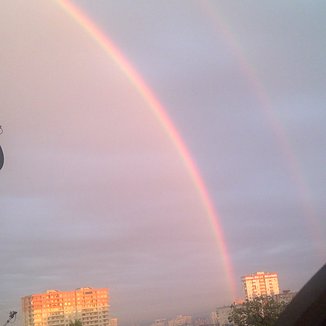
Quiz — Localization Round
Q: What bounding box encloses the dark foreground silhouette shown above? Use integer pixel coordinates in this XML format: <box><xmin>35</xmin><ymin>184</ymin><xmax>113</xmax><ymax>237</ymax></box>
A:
<box><xmin>275</xmin><ymin>264</ymin><xmax>326</xmax><ymax>326</ymax></box>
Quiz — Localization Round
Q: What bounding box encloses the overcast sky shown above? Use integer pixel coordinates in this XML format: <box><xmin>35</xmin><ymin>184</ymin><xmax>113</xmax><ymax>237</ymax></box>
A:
<box><xmin>0</xmin><ymin>1</ymin><xmax>325</xmax><ymax>326</ymax></box>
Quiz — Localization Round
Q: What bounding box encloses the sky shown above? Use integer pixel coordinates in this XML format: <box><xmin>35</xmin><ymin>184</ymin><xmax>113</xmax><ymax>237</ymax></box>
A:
<box><xmin>0</xmin><ymin>1</ymin><xmax>325</xmax><ymax>325</ymax></box>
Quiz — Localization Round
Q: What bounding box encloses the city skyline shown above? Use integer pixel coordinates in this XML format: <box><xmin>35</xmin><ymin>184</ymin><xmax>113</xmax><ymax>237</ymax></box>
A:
<box><xmin>8</xmin><ymin>270</ymin><xmax>303</xmax><ymax>326</ymax></box>
<box><xmin>1</xmin><ymin>1</ymin><xmax>325</xmax><ymax>326</ymax></box>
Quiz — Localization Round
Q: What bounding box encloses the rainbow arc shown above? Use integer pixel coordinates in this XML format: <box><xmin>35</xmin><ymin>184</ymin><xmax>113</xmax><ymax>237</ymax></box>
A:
<box><xmin>56</xmin><ymin>0</ymin><xmax>237</xmax><ymax>299</ymax></box>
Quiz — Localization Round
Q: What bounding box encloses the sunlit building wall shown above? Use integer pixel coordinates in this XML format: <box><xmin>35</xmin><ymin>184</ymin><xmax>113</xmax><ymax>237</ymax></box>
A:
<box><xmin>21</xmin><ymin>288</ymin><xmax>109</xmax><ymax>326</ymax></box>
<box><xmin>242</xmin><ymin>272</ymin><xmax>280</xmax><ymax>300</ymax></box>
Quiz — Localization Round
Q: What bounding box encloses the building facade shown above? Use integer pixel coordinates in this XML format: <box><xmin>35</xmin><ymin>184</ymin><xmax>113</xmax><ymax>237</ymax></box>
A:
<box><xmin>151</xmin><ymin>319</ymin><xmax>168</xmax><ymax>326</ymax></box>
<box><xmin>168</xmin><ymin>315</ymin><xmax>192</xmax><ymax>326</ymax></box>
<box><xmin>211</xmin><ymin>307</ymin><xmax>233</xmax><ymax>326</ymax></box>
<box><xmin>242</xmin><ymin>272</ymin><xmax>280</xmax><ymax>300</ymax></box>
<box><xmin>22</xmin><ymin>288</ymin><xmax>109</xmax><ymax>326</ymax></box>
<box><xmin>108</xmin><ymin>318</ymin><xmax>117</xmax><ymax>326</ymax></box>
<box><xmin>274</xmin><ymin>290</ymin><xmax>296</xmax><ymax>304</ymax></box>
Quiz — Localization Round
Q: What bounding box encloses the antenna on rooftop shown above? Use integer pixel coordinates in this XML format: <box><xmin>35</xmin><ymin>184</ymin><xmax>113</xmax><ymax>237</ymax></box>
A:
<box><xmin>0</xmin><ymin>126</ymin><xmax>4</xmax><ymax>170</ymax></box>
<box><xmin>3</xmin><ymin>311</ymin><xmax>17</xmax><ymax>326</ymax></box>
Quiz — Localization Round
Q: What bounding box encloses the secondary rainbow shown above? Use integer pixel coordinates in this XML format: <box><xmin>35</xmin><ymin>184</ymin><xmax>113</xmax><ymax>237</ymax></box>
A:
<box><xmin>56</xmin><ymin>0</ymin><xmax>237</xmax><ymax>299</ymax></box>
<box><xmin>199</xmin><ymin>0</ymin><xmax>324</xmax><ymax>259</ymax></box>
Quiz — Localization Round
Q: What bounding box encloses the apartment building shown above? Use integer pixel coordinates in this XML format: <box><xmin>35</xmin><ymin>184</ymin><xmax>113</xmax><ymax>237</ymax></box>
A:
<box><xmin>242</xmin><ymin>272</ymin><xmax>280</xmax><ymax>300</ymax></box>
<box><xmin>22</xmin><ymin>287</ymin><xmax>109</xmax><ymax>326</ymax></box>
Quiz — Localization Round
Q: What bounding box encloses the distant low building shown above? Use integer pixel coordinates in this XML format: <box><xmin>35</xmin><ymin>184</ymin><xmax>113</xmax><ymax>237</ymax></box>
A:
<box><xmin>169</xmin><ymin>315</ymin><xmax>192</xmax><ymax>326</ymax></box>
<box><xmin>193</xmin><ymin>317</ymin><xmax>211</xmax><ymax>326</ymax></box>
<box><xmin>210</xmin><ymin>311</ymin><xmax>218</xmax><ymax>325</ymax></box>
<box><xmin>109</xmin><ymin>318</ymin><xmax>118</xmax><ymax>326</ymax></box>
<box><xmin>151</xmin><ymin>319</ymin><xmax>168</xmax><ymax>326</ymax></box>
<box><xmin>212</xmin><ymin>307</ymin><xmax>233</xmax><ymax>326</ymax></box>
<box><xmin>274</xmin><ymin>290</ymin><xmax>296</xmax><ymax>304</ymax></box>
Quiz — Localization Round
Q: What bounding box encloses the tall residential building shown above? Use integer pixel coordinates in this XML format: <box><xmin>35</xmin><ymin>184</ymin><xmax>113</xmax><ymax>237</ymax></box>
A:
<box><xmin>242</xmin><ymin>271</ymin><xmax>280</xmax><ymax>300</ymax></box>
<box><xmin>22</xmin><ymin>287</ymin><xmax>109</xmax><ymax>326</ymax></box>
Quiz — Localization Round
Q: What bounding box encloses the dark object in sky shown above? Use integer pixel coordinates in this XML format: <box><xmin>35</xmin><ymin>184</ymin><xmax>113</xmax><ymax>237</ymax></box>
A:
<box><xmin>3</xmin><ymin>311</ymin><xmax>17</xmax><ymax>326</ymax></box>
<box><xmin>0</xmin><ymin>145</ymin><xmax>3</xmax><ymax>170</ymax></box>
<box><xmin>275</xmin><ymin>264</ymin><xmax>326</xmax><ymax>326</ymax></box>
<box><xmin>0</xmin><ymin>126</ymin><xmax>3</xmax><ymax>170</ymax></box>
